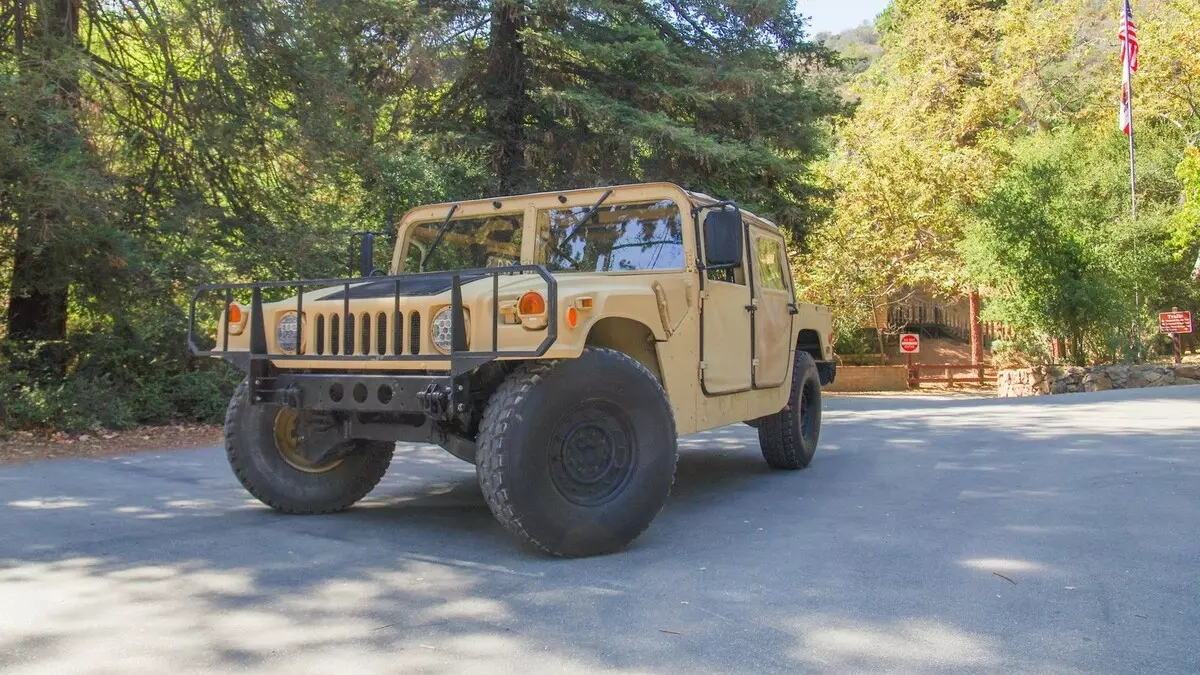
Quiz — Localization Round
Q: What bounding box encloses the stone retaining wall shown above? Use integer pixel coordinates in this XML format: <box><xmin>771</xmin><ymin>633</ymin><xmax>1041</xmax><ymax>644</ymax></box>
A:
<box><xmin>997</xmin><ymin>363</ymin><xmax>1200</xmax><ymax>397</ymax></box>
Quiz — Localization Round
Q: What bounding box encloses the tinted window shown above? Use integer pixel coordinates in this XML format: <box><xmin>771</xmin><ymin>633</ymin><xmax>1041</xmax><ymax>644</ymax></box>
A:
<box><xmin>405</xmin><ymin>214</ymin><xmax>522</xmax><ymax>272</ymax></box>
<box><xmin>537</xmin><ymin>200</ymin><xmax>684</xmax><ymax>272</ymax></box>
<box><xmin>755</xmin><ymin>236</ymin><xmax>786</xmax><ymax>290</ymax></box>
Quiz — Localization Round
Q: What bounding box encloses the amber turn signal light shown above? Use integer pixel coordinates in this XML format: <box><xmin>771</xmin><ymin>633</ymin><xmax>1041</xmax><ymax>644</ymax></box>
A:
<box><xmin>566</xmin><ymin>306</ymin><xmax>579</xmax><ymax>328</ymax></box>
<box><xmin>518</xmin><ymin>291</ymin><xmax>546</xmax><ymax>316</ymax></box>
<box><xmin>227</xmin><ymin>304</ymin><xmax>243</xmax><ymax>324</ymax></box>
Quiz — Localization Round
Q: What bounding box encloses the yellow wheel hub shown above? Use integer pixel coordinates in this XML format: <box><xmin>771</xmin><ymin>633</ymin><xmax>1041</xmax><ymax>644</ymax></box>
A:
<box><xmin>272</xmin><ymin>408</ymin><xmax>343</xmax><ymax>474</ymax></box>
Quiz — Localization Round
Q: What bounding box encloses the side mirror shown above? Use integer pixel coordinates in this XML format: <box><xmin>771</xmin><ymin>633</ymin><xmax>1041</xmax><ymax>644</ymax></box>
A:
<box><xmin>703</xmin><ymin>208</ymin><xmax>743</xmax><ymax>268</ymax></box>
<box><xmin>359</xmin><ymin>232</ymin><xmax>376</xmax><ymax>277</ymax></box>
<box><xmin>351</xmin><ymin>231</ymin><xmax>389</xmax><ymax>277</ymax></box>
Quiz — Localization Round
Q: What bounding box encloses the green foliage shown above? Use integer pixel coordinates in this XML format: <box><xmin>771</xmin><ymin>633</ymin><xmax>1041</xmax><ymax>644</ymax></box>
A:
<box><xmin>801</xmin><ymin>0</ymin><xmax>1200</xmax><ymax>364</ymax></box>
<box><xmin>962</xmin><ymin>127</ymin><xmax>1183</xmax><ymax>365</ymax></box>
<box><xmin>1</xmin><ymin>0</ymin><xmax>840</xmax><ymax>430</ymax></box>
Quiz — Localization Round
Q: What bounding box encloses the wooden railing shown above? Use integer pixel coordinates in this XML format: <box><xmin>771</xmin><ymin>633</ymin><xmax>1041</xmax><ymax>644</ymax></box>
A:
<box><xmin>906</xmin><ymin>362</ymin><xmax>997</xmax><ymax>387</ymax></box>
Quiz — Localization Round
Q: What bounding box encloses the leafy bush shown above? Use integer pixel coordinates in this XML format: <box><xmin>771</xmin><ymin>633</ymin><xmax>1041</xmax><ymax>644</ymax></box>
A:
<box><xmin>0</xmin><ymin>334</ymin><xmax>242</xmax><ymax>432</ymax></box>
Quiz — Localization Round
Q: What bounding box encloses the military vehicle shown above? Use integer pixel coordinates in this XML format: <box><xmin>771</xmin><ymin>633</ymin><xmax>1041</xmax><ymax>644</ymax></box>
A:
<box><xmin>189</xmin><ymin>182</ymin><xmax>835</xmax><ymax>557</ymax></box>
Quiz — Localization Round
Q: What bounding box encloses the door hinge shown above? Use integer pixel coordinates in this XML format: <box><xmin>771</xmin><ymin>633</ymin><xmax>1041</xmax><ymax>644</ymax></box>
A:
<box><xmin>752</xmin><ymin>358</ymin><xmax>760</xmax><ymax>367</ymax></box>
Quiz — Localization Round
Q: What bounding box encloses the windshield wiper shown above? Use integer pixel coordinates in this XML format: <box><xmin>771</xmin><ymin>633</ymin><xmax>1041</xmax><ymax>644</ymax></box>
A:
<box><xmin>421</xmin><ymin>204</ymin><xmax>459</xmax><ymax>272</ymax></box>
<box><xmin>555</xmin><ymin>189</ymin><xmax>613</xmax><ymax>269</ymax></box>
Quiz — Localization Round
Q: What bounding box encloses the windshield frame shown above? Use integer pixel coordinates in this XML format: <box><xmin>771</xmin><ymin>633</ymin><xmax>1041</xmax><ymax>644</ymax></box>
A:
<box><xmin>391</xmin><ymin>183</ymin><xmax>705</xmax><ymax>275</ymax></box>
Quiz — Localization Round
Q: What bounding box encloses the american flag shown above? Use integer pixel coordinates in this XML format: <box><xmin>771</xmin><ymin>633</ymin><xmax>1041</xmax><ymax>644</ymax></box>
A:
<box><xmin>1119</xmin><ymin>0</ymin><xmax>1138</xmax><ymax>135</ymax></box>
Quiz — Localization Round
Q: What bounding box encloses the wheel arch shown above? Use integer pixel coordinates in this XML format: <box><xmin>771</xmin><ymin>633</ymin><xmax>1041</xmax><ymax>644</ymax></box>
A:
<box><xmin>797</xmin><ymin>328</ymin><xmax>823</xmax><ymax>362</ymax></box>
<box><xmin>585</xmin><ymin>316</ymin><xmax>663</xmax><ymax>382</ymax></box>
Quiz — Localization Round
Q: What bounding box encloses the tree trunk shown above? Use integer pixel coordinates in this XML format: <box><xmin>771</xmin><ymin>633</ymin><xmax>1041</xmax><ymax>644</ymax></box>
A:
<box><xmin>5</xmin><ymin>0</ymin><xmax>80</xmax><ymax>347</ymax></box>
<box><xmin>484</xmin><ymin>0</ymin><xmax>528</xmax><ymax>194</ymax></box>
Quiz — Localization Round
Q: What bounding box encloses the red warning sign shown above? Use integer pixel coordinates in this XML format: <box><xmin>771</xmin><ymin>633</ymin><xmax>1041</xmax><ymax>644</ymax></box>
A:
<box><xmin>1158</xmin><ymin>310</ymin><xmax>1193</xmax><ymax>334</ymax></box>
<box><xmin>899</xmin><ymin>333</ymin><xmax>920</xmax><ymax>354</ymax></box>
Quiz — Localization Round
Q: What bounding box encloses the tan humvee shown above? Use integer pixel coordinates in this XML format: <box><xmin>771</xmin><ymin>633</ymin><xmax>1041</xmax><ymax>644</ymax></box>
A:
<box><xmin>192</xmin><ymin>182</ymin><xmax>835</xmax><ymax>556</ymax></box>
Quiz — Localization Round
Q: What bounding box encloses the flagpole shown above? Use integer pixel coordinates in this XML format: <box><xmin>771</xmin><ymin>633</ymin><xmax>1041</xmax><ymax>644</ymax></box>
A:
<box><xmin>1127</xmin><ymin>63</ymin><xmax>1137</xmax><ymax>220</ymax></box>
<box><xmin>1124</xmin><ymin>0</ymin><xmax>1137</xmax><ymax>220</ymax></box>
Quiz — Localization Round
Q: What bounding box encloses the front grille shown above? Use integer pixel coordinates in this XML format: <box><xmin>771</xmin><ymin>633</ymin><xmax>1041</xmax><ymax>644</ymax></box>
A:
<box><xmin>311</xmin><ymin>310</ymin><xmax>423</xmax><ymax>356</ymax></box>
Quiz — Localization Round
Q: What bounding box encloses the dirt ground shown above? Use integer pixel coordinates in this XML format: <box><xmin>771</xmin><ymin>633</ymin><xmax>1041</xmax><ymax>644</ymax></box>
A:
<box><xmin>0</xmin><ymin>381</ymin><xmax>998</xmax><ymax>466</ymax></box>
<box><xmin>0</xmin><ymin>425</ymin><xmax>223</xmax><ymax>466</ymax></box>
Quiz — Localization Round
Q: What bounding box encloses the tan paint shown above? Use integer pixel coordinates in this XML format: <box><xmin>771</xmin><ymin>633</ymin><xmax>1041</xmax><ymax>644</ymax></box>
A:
<box><xmin>215</xmin><ymin>182</ymin><xmax>833</xmax><ymax>437</ymax></box>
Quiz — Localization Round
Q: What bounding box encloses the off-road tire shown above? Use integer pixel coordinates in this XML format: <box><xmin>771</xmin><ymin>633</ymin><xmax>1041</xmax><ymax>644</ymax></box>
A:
<box><xmin>224</xmin><ymin>380</ymin><xmax>393</xmax><ymax>514</ymax></box>
<box><xmin>757</xmin><ymin>350</ymin><xmax>822</xmax><ymax>470</ymax></box>
<box><xmin>476</xmin><ymin>348</ymin><xmax>678</xmax><ymax>557</ymax></box>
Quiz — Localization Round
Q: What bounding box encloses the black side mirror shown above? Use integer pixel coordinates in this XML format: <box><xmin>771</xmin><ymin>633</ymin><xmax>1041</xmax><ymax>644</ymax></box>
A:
<box><xmin>359</xmin><ymin>233</ymin><xmax>375</xmax><ymax>277</ymax></box>
<box><xmin>703</xmin><ymin>208</ymin><xmax>743</xmax><ymax>268</ymax></box>
<box><xmin>351</xmin><ymin>231</ymin><xmax>389</xmax><ymax>277</ymax></box>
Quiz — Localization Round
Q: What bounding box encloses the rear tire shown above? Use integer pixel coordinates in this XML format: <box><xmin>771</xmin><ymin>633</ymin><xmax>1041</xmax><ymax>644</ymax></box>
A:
<box><xmin>224</xmin><ymin>380</ymin><xmax>393</xmax><ymax>514</ymax></box>
<box><xmin>476</xmin><ymin>348</ymin><xmax>678</xmax><ymax>557</ymax></box>
<box><xmin>758</xmin><ymin>350</ymin><xmax>822</xmax><ymax>470</ymax></box>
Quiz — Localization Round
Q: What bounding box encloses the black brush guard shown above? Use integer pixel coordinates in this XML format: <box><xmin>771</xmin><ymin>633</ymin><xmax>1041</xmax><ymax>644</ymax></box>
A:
<box><xmin>188</xmin><ymin>265</ymin><xmax>558</xmax><ymax>421</ymax></box>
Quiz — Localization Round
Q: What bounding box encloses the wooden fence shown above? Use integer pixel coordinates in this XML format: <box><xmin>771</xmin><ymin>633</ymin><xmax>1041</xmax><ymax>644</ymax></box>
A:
<box><xmin>906</xmin><ymin>362</ymin><xmax>997</xmax><ymax>387</ymax></box>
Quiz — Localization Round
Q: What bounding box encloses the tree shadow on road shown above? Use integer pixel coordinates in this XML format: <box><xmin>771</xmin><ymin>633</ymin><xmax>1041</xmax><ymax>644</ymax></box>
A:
<box><xmin>1</xmin><ymin>386</ymin><xmax>1198</xmax><ymax>672</ymax></box>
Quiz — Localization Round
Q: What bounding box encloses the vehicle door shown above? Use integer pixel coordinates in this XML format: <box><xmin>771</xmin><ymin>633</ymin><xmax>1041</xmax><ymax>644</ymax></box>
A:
<box><xmin>749</xmin><ymin>228</ymin><xmax>793</xmax><ymax>389</ymax></box>
<box><xmin>697</xmin><ymin>206</ymin><xmax>752</xmax><ymax>394</ymax></box>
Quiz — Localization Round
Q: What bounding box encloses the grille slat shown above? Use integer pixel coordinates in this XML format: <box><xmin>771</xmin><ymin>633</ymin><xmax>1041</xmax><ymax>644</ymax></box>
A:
<box><xmin>376</xmin><ymin>313</ymin><xmax>388</xmax><ymax>355</ymax></box>
<box><xmin>409</xmin><ymin>312</ymin><xmax>421</xmax><ymax>355</ymax></box>
<box><xmin>345</xmin><ymin>314</ymin><xmax>356</xmax><ymax>355</ymax></box>
<box><xmin>360</xmin><ymin>313</ymin><xmax>371</xmax><ymax>355</ymax></box>
<box><xmin>330</xmin><ymin>315</ymin><xmax>340</xmax><ymax>355</ymax></box>
<box><xmin>315</xmin><ymin>315</ymin><xmax>325</xmax><ymax>355</ymax></box>
<box><xmin>393</xmin><ymin>311</ymin><xmax>403</xmax><ymax>355</ymax></box>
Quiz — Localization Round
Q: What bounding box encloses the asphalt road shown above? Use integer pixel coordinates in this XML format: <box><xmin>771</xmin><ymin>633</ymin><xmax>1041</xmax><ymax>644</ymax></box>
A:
<box><xmin>2</xmin><ymin>386</ymin><xmax>1199</xmax><ymax>674</ymax></box>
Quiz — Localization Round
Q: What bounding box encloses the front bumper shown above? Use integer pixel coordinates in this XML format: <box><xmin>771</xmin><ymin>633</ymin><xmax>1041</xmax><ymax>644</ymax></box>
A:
<box><xmin>260</xmin><ymin>372</ymin><xmax>455</xmax><ymax>416</ymax></box>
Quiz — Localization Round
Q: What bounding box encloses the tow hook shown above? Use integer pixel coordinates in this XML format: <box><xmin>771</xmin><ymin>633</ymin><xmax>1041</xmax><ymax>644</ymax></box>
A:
<box><xmin>417</xmin><ymin>383</ymin><xmax>453</xmax><ymax>419</ymax></box>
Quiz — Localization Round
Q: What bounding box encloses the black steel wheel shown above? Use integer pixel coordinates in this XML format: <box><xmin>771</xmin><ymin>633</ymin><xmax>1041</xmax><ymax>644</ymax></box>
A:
<box><xmin>476</xmin><ymin>348</ymin><xmax>678</xmax><ymax>557</ymax></box>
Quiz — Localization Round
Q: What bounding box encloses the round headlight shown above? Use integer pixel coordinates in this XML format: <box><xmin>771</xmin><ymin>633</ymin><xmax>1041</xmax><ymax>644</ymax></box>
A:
<box><xmin>431</xmin><ymin>307</ymin><xmax>454</xmax><ymax>353</ymax></box>
<box><xmin>277</xmin><ymin>312</ymin><xmax>301</xmax><ymax>354</ymax></box>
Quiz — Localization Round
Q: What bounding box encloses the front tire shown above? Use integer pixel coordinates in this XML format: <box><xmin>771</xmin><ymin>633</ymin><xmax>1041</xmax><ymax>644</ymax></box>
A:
<box><xmin>224</xmin><ymin>380</ymin><xmax>393</xmax><ymax>514</ymax></box>
<box><xmin>476</xmin><ymin>348</ymin><xmax>678</xmax><ymax>557</ymax></box>
<box><xmin>757</xmin><ymin>350</ymin><xmax>823</xmax><ymax>470</ymax></box>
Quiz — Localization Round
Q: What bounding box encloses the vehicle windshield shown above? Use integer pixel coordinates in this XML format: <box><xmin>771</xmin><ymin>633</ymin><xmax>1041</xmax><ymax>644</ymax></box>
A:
<box><xmin>403</xmin><ymin>213</ymin><xmax>523</xmax><ymax>272</ymax></box>
<box><xmin>536</xmin><ymin>200</ymin><xmax>685</xmax><ymax>272</ymax></box>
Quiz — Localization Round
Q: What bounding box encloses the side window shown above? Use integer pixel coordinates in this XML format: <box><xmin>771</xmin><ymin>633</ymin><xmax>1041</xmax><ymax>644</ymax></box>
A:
<box><xmin>536</xmin><ymin>200</ymin><xmax>684</xmax><ymax>272</ymax></box>
<box><xmin>755</xmin><ymin>236</ymin><xmax>787</xmax><ymax>291</ymax></box>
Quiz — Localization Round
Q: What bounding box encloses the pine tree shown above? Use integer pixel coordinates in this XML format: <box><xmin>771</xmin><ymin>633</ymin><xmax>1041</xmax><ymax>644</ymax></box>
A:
<box><xmin>422</xmin><ymin>0</ymin><xmax>841</xmax><ymax>237</ymax></box>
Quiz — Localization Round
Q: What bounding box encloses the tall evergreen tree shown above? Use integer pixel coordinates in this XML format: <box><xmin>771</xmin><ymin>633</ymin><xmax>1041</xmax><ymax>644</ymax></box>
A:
<box><xmin>422</xmin><ymin>0</ymin><xmax>841</xmax><ymax>237</ymax></box>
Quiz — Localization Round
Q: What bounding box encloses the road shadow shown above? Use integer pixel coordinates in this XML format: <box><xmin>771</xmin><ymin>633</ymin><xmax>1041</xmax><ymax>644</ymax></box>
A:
<box><xmin>1</xmin><ymin>386</ymin><xmax>1198</xmax><ymax>672</ymax></box>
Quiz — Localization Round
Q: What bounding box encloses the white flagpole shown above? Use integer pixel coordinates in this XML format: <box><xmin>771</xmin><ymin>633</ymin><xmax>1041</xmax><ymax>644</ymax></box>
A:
<box><xmin>1124</xmin><ymin>0</ymin><xmax>1137</xmax><ymax>220</ymax></box>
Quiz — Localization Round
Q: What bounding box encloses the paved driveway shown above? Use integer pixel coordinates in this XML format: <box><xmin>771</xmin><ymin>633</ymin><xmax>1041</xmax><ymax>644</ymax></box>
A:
<box><xmin>2</xmin><ymin>387</ymin><xmax>1198</xmax><ymax>673</ymax></box>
